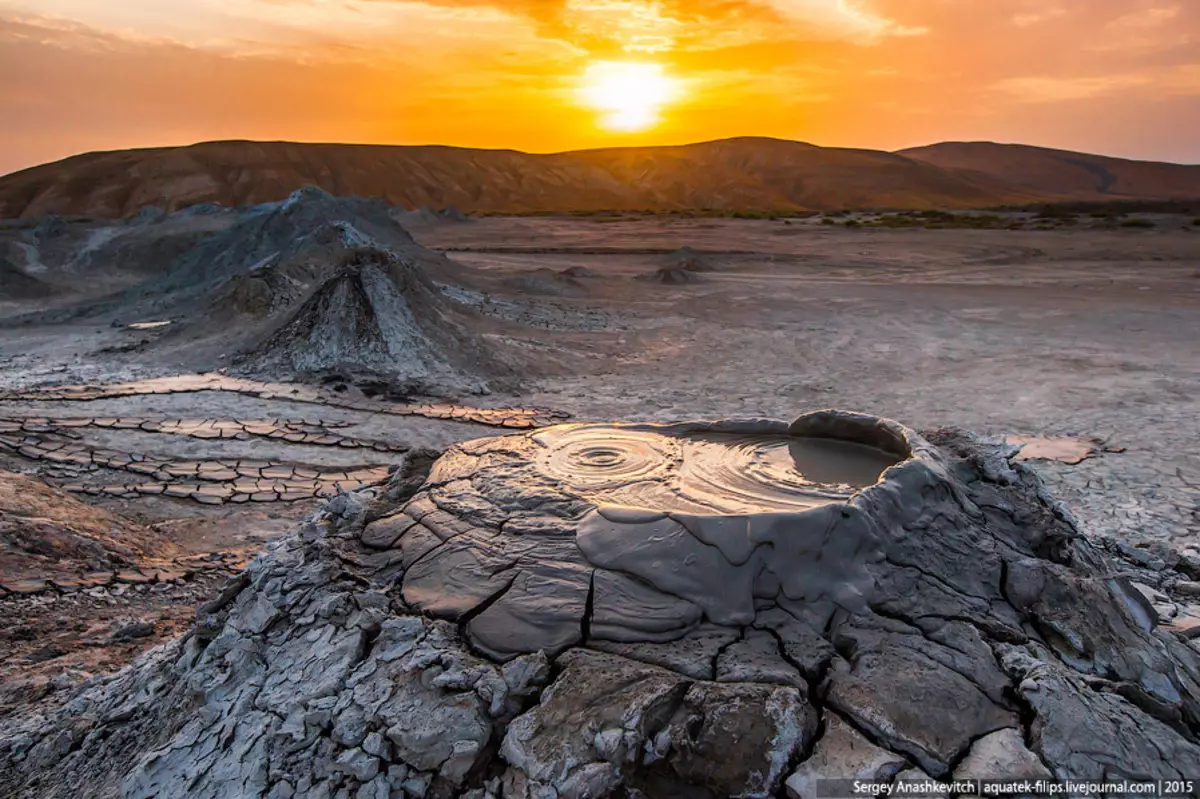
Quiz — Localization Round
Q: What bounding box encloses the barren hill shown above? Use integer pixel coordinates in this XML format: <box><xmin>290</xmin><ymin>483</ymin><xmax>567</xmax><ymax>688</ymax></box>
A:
<box><xmin>899</xmin><ymin>141</ymin><xmax>1200</xmax><ymax>202</ymax></box>
<box><xmin>2</xmin><ymin>137</ymin><xmax>1198</xmax><ymax>219</ymax></box>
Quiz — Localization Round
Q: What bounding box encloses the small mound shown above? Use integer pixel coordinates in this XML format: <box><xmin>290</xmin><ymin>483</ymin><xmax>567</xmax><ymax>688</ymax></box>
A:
<box><xmin>637</xmin><ymin>265</ymin><xmax>704</xmax><ymax>285</ymax></box>
<box><xmin>211</xmin><ymin>265</ymin><xmax>306</xmax><ymax>320</ymax></box>
<box><xmin>397</xmin><ymin>205</ymin><xmax>471</xmax><ymax>227</ymax></box>
<box><xmin>504</xmin><ymin>268</ymin><xmax>589</xmax><ymax>298</ymax></box>
<box><xmin>668</xmin><ymin>245</ymin><xmax>716</xmax><ymax>273</ymax></box>
<box><xmin>238</xmin><ymin>248</ymin><xmax>508</xmax><ymax>394</ymax></box>
<box><xmin>560</xmin><ymin>265</ymin><xmax>598</xmax><ymax>278</ymax></box>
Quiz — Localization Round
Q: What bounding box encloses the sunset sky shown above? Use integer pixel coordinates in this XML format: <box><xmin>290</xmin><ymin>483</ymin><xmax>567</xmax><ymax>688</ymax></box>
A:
<box><xmin>2</xmin><ymin>0</ymin><xmax>1198</xmax><ymax>176</ymax></box>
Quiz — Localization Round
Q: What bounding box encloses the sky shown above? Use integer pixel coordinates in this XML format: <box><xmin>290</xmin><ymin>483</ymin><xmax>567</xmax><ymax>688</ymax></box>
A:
<box><xmin>1</xmin><ymin>0</ymin><xmax>1198</xmax><ymax>175</ymax></box>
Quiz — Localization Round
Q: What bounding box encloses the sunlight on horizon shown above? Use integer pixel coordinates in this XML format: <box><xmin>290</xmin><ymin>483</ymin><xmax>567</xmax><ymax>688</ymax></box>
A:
<box><xmin>578</xmin><ymin>61</ymin><xmax>683</xmax><ymax>133</ymax></box>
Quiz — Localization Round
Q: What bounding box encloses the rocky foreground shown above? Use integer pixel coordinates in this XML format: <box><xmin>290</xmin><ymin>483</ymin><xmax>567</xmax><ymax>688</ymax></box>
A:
<box><xmin>2</xmin><ymin>411</ymin><xmax>1200</xmax><ymax>798</ymax></box>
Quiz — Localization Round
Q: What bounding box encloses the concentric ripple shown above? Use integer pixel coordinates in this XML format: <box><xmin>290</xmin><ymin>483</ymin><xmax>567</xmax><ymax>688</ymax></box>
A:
<box><xmin>533</xmin><ymin>424</ymin><xmax>903</xmax><ymax>513</ymax></box>
<box><xmin>533</xmin><ymin>427</ymin><xmax>681</xmax><ymax>491</ymax></box>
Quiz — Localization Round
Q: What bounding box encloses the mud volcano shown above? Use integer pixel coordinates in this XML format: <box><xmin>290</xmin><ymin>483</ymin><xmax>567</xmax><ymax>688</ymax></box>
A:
<box><xmin>238</xmin><ymin>248</ymin><xmax>508</xmax><ymax>395</ymax></box>
<box><xmin>5</xmin><ymin>411</ymin><xmax>1200</xmax><ymax>799</ymax></box>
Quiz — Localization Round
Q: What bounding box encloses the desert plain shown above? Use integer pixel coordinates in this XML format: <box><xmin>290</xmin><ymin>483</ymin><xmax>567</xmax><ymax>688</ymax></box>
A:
<box><xmin>1</xmin><ymin>189</ymin><xmax>1199</xmax><ymax>797</ymax></box>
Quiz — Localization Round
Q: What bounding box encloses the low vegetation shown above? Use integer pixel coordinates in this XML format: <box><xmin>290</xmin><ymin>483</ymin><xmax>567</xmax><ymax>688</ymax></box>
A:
<box><xmin>864</xmin><ymin>210</ymin><xmax>1007</xmax><ymax>229</ymax></box>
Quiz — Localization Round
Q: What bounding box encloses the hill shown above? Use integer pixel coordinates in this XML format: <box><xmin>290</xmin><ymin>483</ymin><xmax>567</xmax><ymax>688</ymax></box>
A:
<box><xmin>1</xmin><ymin>137</ymin><xmax>1197</xmax><ymax>219</ymax></box>
<box><xmin>899</xmin><ymin>142</ymin><xmax>1200</xmax><ymax>203</ymax></box>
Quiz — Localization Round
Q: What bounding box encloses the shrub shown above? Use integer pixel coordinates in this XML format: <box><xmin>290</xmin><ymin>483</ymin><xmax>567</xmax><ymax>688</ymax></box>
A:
<box><xmin>1120</xmin><ymin>218</ymin><xmax>1155</xmax><ymax>229</ymax></box>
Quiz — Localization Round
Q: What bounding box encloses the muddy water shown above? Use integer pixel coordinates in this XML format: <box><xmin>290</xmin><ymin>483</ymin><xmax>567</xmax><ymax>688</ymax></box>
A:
<box><xmin>535</xmin><ymin>425</ymin><xmax>903</xmax><ymax>514</ymax></box>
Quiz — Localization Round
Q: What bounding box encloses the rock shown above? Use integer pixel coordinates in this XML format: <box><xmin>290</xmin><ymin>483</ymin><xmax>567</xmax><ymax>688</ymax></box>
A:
<box><xmin>501</xmin><ymin>652</ymin><xmax>551</xmax><ymax>699</ymax></box>
<box><xmin>1169</xmin><ymin>605</ymin><xmax>1200</xmax><ymax>638</ymax></box>
<box><xmin>785</xmin><ymin>714</ymin><xmax>907</xmax><ymax>799</ymax></box>
<box><xmin>823</xmin><ymin>622</ymin><xmax>1017</xmax><ymax>777</ymax></box>
<box><xmin>499</xmin><ymin>649</ymin><xmax>687</xmax><ymax>795</ymax></box>
<box><xmin>999</xmin><ymin>645</ymin><xmax>1200</xmax><ymax>781</ymax></box>
<box><xmin>1132</xmin><ymin>581</ymin><xmax>1169</xmax><ymax>605</ymax></box>
<box><xmin>662</xmin><ymin>681</ymin><xmax>819</xmax><ymax>798</ymax></box>
<box><xmin>361</xmin><ymin>732</ymin><xmax>389</xmax><ymax>760</ymax></box>
<box><xmin>333</xmin><ymin>748</ymin><xmax>380</xmax><ymax>782</ymax></box>
<box><xmin>952</xmin><ymin>728</ymin><xmax>1052</xmax><ymax>781</ymax></box>
<box><xmin>108</xmin><ymin>617</ymin><xmax>156</xmax><ymax>641</ymax></box>
<box><xmin>1178</xmin><ymin>550</ymin><xmax>1200</xmax><ymax>580</ymax></box>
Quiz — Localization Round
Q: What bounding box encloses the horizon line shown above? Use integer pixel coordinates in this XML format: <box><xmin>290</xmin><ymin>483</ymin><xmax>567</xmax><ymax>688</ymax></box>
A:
<box><xmin>6</xmin><ymin>135</ymin><xmax>1200</xmax><ymax>180</ymax></box>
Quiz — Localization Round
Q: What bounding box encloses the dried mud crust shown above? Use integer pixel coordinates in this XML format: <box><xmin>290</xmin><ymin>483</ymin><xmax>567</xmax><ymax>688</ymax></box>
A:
<box><xmin>0</xmin><ymin>428</ymin><xmax>394</xmax><ymax>505</ymax></box>
<box><xmin>3</xmin><ymin>413</ymin><xmax>1200</xmax><ymax>798</ymax></box>
<box><xmin>0</xmin><ymin>465</ymin><xmax>261</xmax><ymax>594</ymax></box>
<box><xmin>0</xmin><ymin>373</ymin><xmax>569</xmax><ymax>430</ymax></box>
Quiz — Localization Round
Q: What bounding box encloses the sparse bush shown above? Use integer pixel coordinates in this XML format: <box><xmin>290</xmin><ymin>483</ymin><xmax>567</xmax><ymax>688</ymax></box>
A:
<box><xmin>843</xmin><ymin>219</ymin><xmax>861</xmax><ymax>228</ymax></box>
<box><xmin>821</xmin><ymin>217</ymin><xmax>837</xmax><ymax>225</ymax></box>
<box><xmin>1120</xmin><ymin>218</ymin><xmax>1155</xmax><ymax>229</ymax></box>
<box><xmin>1192</xmin><ymin>218</ymin><xmax>1200</xmax><ymax>226</ymax></box>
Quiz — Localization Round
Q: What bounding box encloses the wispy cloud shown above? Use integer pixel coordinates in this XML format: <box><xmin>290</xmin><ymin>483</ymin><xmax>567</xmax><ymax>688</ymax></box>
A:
<box><xmin>1012</xmin><ymin>7</ymin><xmax>1067</xmax><ymax>27</ymax></box>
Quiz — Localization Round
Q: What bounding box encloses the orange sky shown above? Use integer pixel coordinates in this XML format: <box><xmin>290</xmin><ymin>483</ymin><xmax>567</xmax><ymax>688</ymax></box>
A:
<box><xmin>1</xmin><ymin>0</ymin><xmax>1198</xmax><ymax>176</ymax></box>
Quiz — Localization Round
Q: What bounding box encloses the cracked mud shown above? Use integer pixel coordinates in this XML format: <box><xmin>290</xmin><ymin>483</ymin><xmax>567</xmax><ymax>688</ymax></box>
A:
<box><xmin>4</xmin><ymin>411</ymin><xmax>1200</xmax><ymax>799</ymax></box>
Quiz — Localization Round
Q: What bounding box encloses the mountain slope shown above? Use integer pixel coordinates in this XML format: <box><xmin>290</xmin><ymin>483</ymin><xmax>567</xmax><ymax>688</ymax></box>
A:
<box><xmin>0</xmin><ymin>138</ymin><xmax>1035</xmax><ymax>218</ymax></box>
<box><xmin>1</xmin><ymin>137</ymin><xmax>1197</xmax><ymax>219</ymax></box>
<box><xmin>899</xmin><ymin>142</ymin><xmax>1200</xmax><ymax>202</ymax></box>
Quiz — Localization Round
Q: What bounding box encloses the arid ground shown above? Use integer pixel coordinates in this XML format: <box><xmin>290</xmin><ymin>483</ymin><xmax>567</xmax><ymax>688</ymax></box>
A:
<box><xmin>1</xmin><ymin>208</ymin><xmax>1198</xmax><ymax>709</ymax></box>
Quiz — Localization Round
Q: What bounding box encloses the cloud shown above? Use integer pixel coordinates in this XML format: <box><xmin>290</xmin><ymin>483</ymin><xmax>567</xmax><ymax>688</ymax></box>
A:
<box><xmin>1012</xmin><ymin>7</ymin><xmax>1067</xmax><ymax>26</ymax></box>
<box><xmin>3</xmin><ymin>0</ymin><xmax>1200</xmax><ymax>172</ymax></box>
<box><xmin>357</xmin><ymin>0</ymin><xmax>927</xmax><ymax>53</ymax></box>
<box><xmin>1107</xmin><ymin>4</ymin><xmax>1179</xmax><ymax>28</ymax></box>
<box><xmin>993</xmin><ymin>73</ymin><xmax>1152</xmax><ymax>102</ymax></box>
<box><xmin>758</xmin><ymin>0</ymin><xmax>927</xmax><ymax>39</ymax></box>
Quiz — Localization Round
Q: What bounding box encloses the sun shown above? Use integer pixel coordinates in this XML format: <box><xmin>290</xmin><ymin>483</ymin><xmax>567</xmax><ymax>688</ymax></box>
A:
<box><xmin>579</xmin><ymin>61</ymin><xmax>682</xmax><ymax>133</ymax></box>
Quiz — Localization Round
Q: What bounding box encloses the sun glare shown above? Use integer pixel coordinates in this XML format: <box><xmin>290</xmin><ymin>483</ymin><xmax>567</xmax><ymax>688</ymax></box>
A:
<box><xmin>579</xmin><ymin>61</ymin><xmax>681</xmax><ymax>133</ymax></box>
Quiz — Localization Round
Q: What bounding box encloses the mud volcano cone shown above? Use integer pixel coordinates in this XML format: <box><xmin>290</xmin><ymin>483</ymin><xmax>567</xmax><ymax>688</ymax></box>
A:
<box><xmin>5</xmin><ymin>412</ymin><xmax>1200</xmax><ymax>799</ymax></box>
<box><xmin>239</xmin><ymin>248</ymin><xmax>502</xmax><ymax>394</ymax></box>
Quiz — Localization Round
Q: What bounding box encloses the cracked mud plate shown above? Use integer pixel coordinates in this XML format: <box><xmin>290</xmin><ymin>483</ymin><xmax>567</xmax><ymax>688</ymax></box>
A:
<box><xmin>3</xmin><ymin>411</ymin><xmax>1200</xmax><ymax>799</ymax></box>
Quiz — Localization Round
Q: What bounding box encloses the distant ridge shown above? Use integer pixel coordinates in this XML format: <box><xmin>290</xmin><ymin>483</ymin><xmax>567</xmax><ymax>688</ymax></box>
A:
<box><xmin>899</xmin><ymin>142</ymin><xmax>1200</xmax><ymax>203</ymax></box>
<box><xmin>1</xmin><ymin>137</ymin><xmax>1198</xmax><ymax>219</ymax></box>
